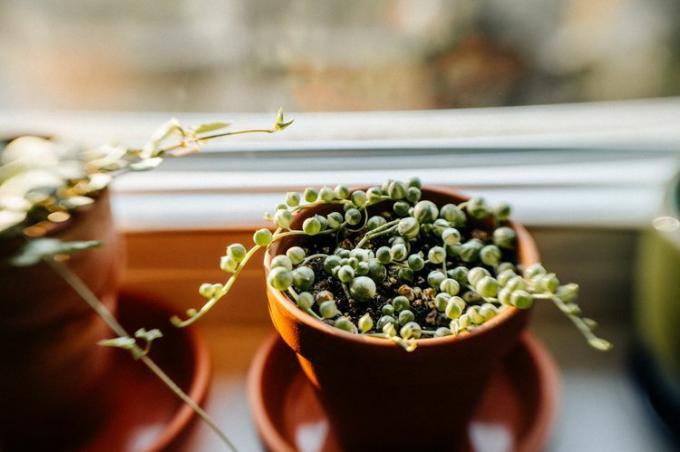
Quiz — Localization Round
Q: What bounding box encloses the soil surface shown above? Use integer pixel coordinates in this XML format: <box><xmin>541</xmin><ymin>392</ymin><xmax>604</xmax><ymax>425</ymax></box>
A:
<box><xmin>288</xmin><ymin>209</ymin><xmax>518</xmax><ymax>331</ymax></box>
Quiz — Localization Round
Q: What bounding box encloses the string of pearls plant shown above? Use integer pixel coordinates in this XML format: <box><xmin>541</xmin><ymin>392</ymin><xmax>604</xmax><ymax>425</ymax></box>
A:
<box><xmin>187</xmin><ymin>178</ymin><xmax>611</xmax><ymax>352</ymax></box>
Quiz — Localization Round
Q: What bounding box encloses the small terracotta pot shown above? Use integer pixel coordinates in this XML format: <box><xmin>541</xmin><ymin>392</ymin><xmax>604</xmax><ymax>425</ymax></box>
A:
<box><xmin>265</xmin><ymin>186</ymin><xmax>539</xmax><ymax>450</ymax></box>
<box><xmin>0</xmin><ymin>190</ymin><xmax>122</xmax><ymax>442</ymax></box>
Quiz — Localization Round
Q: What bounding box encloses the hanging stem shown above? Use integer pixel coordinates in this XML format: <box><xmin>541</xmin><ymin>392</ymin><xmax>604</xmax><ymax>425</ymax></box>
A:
<box><xmin>172</xmin><ymin>244</ymin><xmax>263</xmax><ymax>328</ymax></box>
<box><xmin>151</xmin><ymin>127</ymin><xmax>283</xmax><ymax>156</ymax></box>
<box><xmin>300</xmin><ymin>253</ymin><xmax>329</xmax><ymax>266</ymax></box>
<box><xmin>171</xmin><ymin>227</ymin><xmax>335</xmax><ymax>328</ymax></box>
<box><xmin>45</xmin><ymin>258</ymin><xmax>237</xmax><ymax>452</ymax></box>
<box><xmin>539</xmin><ymin>293</ymin><xmax>612</xmax><ymax>351</ymax></box>
<box><xmin>196</xmin><ymin>127</ymin><xmax>281</xmax><ymax>142</ymax></box>
<box><xmin>273</xmin><ymin>229</ymin><xmax>334</xmax><ymax>240</ymax></box>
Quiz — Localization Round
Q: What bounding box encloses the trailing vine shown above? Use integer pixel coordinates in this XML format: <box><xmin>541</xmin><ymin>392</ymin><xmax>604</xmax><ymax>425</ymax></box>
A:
<box><xmin>2</xmin><ymin>110</ymin><xmax>293</xmax><ymax>450</ymax></box>
<box><xmin>186</xmin><ymin>178</ymin><xmax>611</xmax><ymax>352</ymax></box>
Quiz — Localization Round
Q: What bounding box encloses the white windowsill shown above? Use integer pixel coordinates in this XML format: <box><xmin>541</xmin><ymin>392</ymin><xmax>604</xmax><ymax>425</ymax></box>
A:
<box><xmin>2</xmin><ymin>98</ymin><xmax>679</xmax><ymax>230</ymax></box>
<box><xmin>2</xmin><ymin>97</ymin><xmax>680</xmax><ymax>148</ymax></box>
<box><xmin>111</xmin><ymin>157</ymin><xmax>677</xmax><ymax>230</ymax></box>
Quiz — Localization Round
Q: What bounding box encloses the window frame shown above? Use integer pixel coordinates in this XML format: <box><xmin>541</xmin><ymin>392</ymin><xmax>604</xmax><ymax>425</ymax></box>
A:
<box><xmin>1</xmin><ymin>98</ymin><xmax>679</xmax><ymax>230</ymax></box>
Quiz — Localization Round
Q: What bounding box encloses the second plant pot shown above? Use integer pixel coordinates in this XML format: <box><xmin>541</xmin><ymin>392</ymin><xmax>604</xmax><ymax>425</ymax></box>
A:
<box><xmin>264</xmin><ymin>186</ymin><xmax>539</xmax><ymax>450</ymax></box>
<box><xmin>0</xmin><ymin>190</ymin><xmax>122</xmax><ymax>446</ymax></box>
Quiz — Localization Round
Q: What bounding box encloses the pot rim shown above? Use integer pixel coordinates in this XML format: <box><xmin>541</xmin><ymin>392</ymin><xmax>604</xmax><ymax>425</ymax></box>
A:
<box><xmin>264</xmin><ymin>185</ymin><xmax>539</xmax><ymax>349</ymax></box>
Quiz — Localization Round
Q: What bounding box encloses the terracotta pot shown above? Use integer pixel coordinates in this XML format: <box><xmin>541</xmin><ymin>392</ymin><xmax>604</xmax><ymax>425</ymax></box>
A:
<box><xmin>265</xmin><ymin>186</ymin><xmax>539</xmax><ymax>451</ymax></box>
<box><xmin>0</xmin><ymin>190</ymin><xmax>122</xmax><ymax>443</ymax></box>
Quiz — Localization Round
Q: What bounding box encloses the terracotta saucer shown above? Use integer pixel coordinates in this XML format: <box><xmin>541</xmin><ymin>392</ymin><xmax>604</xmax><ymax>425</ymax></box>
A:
<box><xmin>32</xmin><ymin>293</ymin><xmax>211</xmax><ymax>452</ymax></box>
<box><xmin>248</xmin><ymin>333</ymin><xmax>558</xmax><ymax>452</ymax></box>
<box><xmin>79</xmin><ymin>292</ymin><xmax>212</xmax><ymax>452</ymax></box>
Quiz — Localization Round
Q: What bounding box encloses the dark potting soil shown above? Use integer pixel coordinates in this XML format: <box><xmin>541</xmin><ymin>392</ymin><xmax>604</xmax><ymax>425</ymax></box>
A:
<box><xmin>285</xmin><ymin>210</ymin><xmax>518</xmax><ymax>331</ymax></box>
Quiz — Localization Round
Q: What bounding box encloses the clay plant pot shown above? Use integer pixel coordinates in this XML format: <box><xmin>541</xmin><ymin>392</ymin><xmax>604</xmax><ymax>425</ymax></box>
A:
<box><xmin>264</xmin><ymin>186</ymin><xmax>539</xmax><ymax>451</ymax></box>
<box><xmin>0</xmin><ymin>190</ymin><xmax>122</xmax><ymax>445</ymax></box>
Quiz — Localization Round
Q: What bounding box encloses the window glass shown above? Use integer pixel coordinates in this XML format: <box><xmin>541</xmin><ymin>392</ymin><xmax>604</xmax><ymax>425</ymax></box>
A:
<box><xmin>1</xmin><ymin>0</ymin><xmax>679</xmax><ymax>112</ymax></box>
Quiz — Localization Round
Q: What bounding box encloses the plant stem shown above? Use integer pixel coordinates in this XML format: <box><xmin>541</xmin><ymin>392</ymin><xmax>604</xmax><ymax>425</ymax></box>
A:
<box><xmin>273</xmin><ymin>229</ymin><xmax>334</xmax><ymax>241</ymax></box>
<box><xmin>197</xmin><ymin>128</ymin><xmax>279</xmax><ymax>142</ymax></box>
<box><xmin>341</xmin><ymin>282</ymin><xmax>352</xmax><ymax>301</ymax></box>
<box><xmin>290</xmin><ymin>199</ymin><xmax>350</xmax><ymax>214</ymax></box>
<box><xmin>548</xmin><ymin>295</ymin><xmax>610</xmax><ymax>346</ymax></box>
<box><xmin>173</xmin><ymin>226</ymin><xmax>333</xmax><ymax>328</ymax></box>
<box><xmin>155</xmin><ymin>127</ymin><xmax>282</xmax><ymax>156</ymax></box>
<box><xmin>172</xmin><ymin>244</ymin><xmax>263</xmax><ymax>328</ymax></box>
<box><xmin>344</xmin><ymin>208</ymin><xmax>369</xmax><ymax>233</ymax></box>
<box><xmin>172</xmin><ymin>226</ymin><xmax>334</xmax><ymax>328</ymax></box>
<box><xmin>139</xmin><ymin>355</ymin><xmax>235</xmax><ymax>449</ymax></box>
<box><xmin>286</xmin><ymin>287</ymin><xmax>323</xmax><ymax>320</ymax></box>
<box><xmin>44</xmin><ymin>258</ymin><xmax>237</xmax><ymax>451</ymax></box>
<box><xmin>366</xmin><ymin>331</ymin><xmax>416</xmax><ymax>351</ymax></box>
<box><xmin>419</xmin><ymin>329</ymin><xmax>440</xmax><ymax>336</ymax></box>
<box><xmin>300</xmin><ymin>253</ymin><xmax>328</xmax><ymax>265</ymax></box>
<box><xmin>532</xmin><ymin>293</ymin><xmax>612</xmax><ymax>350</ymax></box>
<box><xmin>363</xmin><ymin>225</ymin><xmax>398</xmax><ymax>244</ymax></box>
<box><xmin>355</xmin><ymin>219</ymin><xmax>400</xmax><ymax>249</ymax></box>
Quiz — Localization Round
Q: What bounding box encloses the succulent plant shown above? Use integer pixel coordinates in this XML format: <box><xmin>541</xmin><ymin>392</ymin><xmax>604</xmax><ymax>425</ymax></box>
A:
<box><xmin>192</xmin><ymin>177</ymin><xmax>611</xmax><ymax>352</ymax></box>
<box><xmin>0</xmin><ymin>110</ymin><xmax>293</xmax><ymax>240</ymax></box>
<box><xmin>1</xmin><ymin>111</ymin><xmax>293</xmax><ymax>452</ymax></box>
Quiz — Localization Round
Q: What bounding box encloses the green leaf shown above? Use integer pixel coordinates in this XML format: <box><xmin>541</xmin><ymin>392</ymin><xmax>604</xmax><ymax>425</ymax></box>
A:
<box><xmin>10</xmin><ymin>238</ymin><xmax>101</xmax><ymax>267</ymax></box>
<box><xmin>274</xmin><ymin>108</ymin><xmax>294</xmax><ymax>131</ymax></box>
<box><xmin>135</xmin><ymin>327</ymin><xmax>163</xmax><ymax>343</ymax></box>
<box><xmin>98</xmin><ymin>336</ymin><xmax>136</xmax><ymax>350</ymax></box>
<box><xmin>194</xmin><ymin>121</ymin><xmax>231</xmax><ymax>135</ymax></box>
<box><xmin>97</xmin><ymin>329</ymin><xmax>163</xmax><ymax>360</ymax></box>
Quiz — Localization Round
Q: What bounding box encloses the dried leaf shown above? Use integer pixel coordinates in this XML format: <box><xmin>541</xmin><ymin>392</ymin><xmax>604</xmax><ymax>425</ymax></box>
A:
<box><xmin>141</xmin><ymin>118</ymin><xmax>183</xmax><ymax>159</ymax></box>
<box><xmin>87</xmin><ymin>144</ymin><xmax>128</xmax><ymax>171</ymax></box>
<box><xmin>130</xmin><ymin>157</ymin><xmax>163</xmax><ymax>171</ymax></box>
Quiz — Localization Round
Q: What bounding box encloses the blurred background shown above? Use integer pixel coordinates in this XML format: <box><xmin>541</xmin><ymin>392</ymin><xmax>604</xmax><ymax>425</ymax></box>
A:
<box><xmin>1</xmin><ymin>0</ymin><xmax>680</xmax><ymax>112</ymax></box>
<box><xmin>2</xmin><ymin>1</ymin><xmax>680</xmax><ymax>451</ymax></box>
